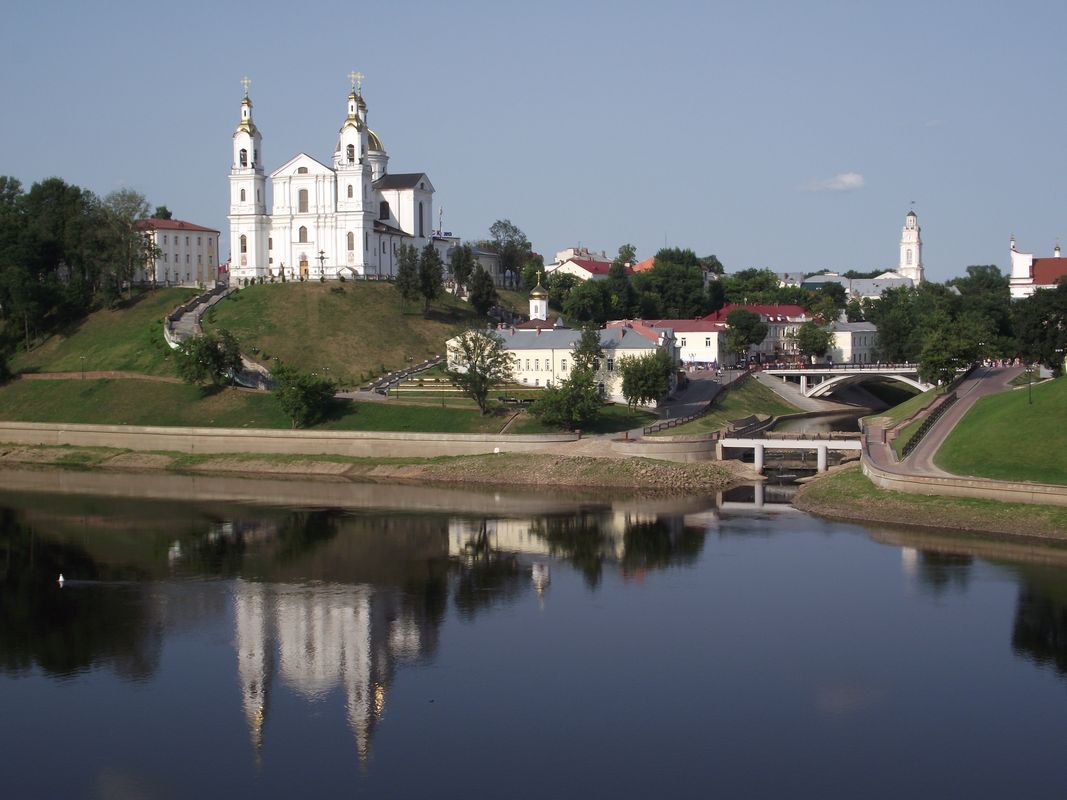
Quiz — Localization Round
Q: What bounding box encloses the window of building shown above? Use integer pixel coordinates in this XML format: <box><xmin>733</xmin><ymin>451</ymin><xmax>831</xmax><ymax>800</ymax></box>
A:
<box><xmin>346</xmin><ymin>144</ymin><xmax>355</xmax><ymax>164</ymax></box>
<box><xmin>379</xmin><ymin>201</ymin><xmax>390</xmax><ymax>220</ymax></box>
<box><xmin>163</xmin><ymin>235</ymin><xmax>168</xmax><ymax>245</ymax></box>
<box><xmin>382</xmin><ymin>241</ymin><xmax>386</xmax><ymax>253</ymax></box>
<box><xmin>297</xmin><ymin>166</ymin><xmax>308</xmax><ymax>175</ymax></box>
<box><xmin>906</xmin><ymin>250</ymin><xmax>913</xmax><ymax>265</ymax></box>
<box><xmin>209</xmin><ymin>255</ymin><xmax>214</xmax><ymax>264</ymax></box>
<box><xmin>299</xmin><ymin>227</ymin><xmax>308</xmax><ymax>243</ymax></box>
<box><xmin>535</xmin><ymin>379</ymin><xmax>539</xmax><ymax>386</ymax></box>
<box><xmin>525</xmin><ymin>359</ymin><xmax>530</xmax><ymax>370</ymax></box>
<box><xmin>256</xmin><ymin>189</ymin><xmax>260</xmax><ymax>203</ymax></box>
<box><xmin>298</xmin><ymin>189</ymin><xmax>309</xmax><ymax>213</ymax></box>
<box><xmin>198</xmin><ymin>254</ymin><xmax>202</xmax><ymax>264</ymax></box>
<box><xmin>515</xmin><ymin>359</ymin><xmax>521</xmax><ymax>371</ymax></box>
<box><xmin>593</xmin><ymin>358</ymin><xmax>601</xmax><ymax>371</ymax></box>
<box><xmin>606</xmin><ymin>358</ymin><xmax>614</xmax><ymax>371</ymax></box>
<box><xmin>535</xmin><ymin>358</ymin><xmax>540</xmax><ymax>371</ymax></box>
<box><xmin>164</xmin><ymin>253</ymin><xmax>168</xmax><ymax>262</ymax></box>
<box><xmin>197</xmin><ymin>236</ymin><xmax>201</xmax><ymax>246</ymax></box>
<box><xmin>347</xmin><ymin>184</ymin><xmax>353</xmax><ymax>198</ymax></box>
<box><xmin>240</xmin><ymin>235</ymin><xmax>247</xmax><ymax>254</ymax></box>
<box><xmin>561</xmin><ymin>359</ymin><xmax>568</xmax><ymax>371</ymax></box>
<box><xmin>680</xmin><ymin>337</ymin><xmax>686</xmax><ymax>347</ymax></box>
<box><xmin>347</xmin><ymin>232</ymin><xmax>354</xmax><ymax>251</ymax></box>
<box><xmin>268</xmin><ymin>238</ymin><xmax>273</xmax><ymax>250</ymax></box>
<box><xmin>239</xmin><ymin>149</ymin><xmax>248</xmax><ymax>167</ymax></box>
<box><xmin>365</xmin><ymin>233</ymin><xmax>368</xmax><ymax>250</ymax></box>
<box><xmin>185</xmin><ymin>254</ymin><xmax>190</xmax><ymax>263</ymax></box>
<box><xmin>240</xmin><ymin>189</ymin><xmax>246</xmax><ymax>202</ymax></box>
<box><xmin>418</xmin><ymin>202</ymin><xmax>424</xmax><ymax>237</ymax></box>
<box><xmin>185</xmin><ymin>236</ymin><xmax>189</xmax><ymax>246</ymax></box>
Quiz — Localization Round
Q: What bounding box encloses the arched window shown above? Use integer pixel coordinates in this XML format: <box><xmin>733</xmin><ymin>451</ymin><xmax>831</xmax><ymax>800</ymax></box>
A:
<box><xmin>346</xmin><ymin>144</ymin><xmax>355</xmax><ymax>164</ymax></box>
<box><xmin>347</xmin><ymin>232</ymin><xmax>354</xmax><ymax>251</ymax></box>
<box><xmin>239</xmin><ymin>149</ymin><xmax>248</xmax><ymax>167</ymax></box>
<box><xmin>299</xmin><ymin>226</ymin><xmax>308</xmax><ymax>243</ymax></box>
<box><xmin>347</xmin><ymin>184</ymin><xmax>353</xmax><ymax>198</ymax></box>
<box><xmin>298</xmin><ymin>189</ymin><xmax>309</xmax><ymax>213</ymax></box>
<box><xmin>379</xmin><ymin>201</ymin><xmax>390</xmax><ymax>220</ymax></box>
<box><xmin>906</xmin><ymin>250</ymin><xmax>913</xmax><ymax>265</ymax></box>
<box><xmin>240</xmin><ymin>188</ymin><xmax>246</xmax><ymax>202</ymax></box>
<box><xmin>240</xmin><ymin>235</ymin><xmax>247</xmax><ymax>254</ymax></box>
<box><xmin>418</xmin><ymin>201</ymin><xmax>424</xmax><ymax>238</ymax></box>
<box><xmin>365</xmin><ymin>232</ymin><xmax>369</xmax><ymax>250</ymax></box>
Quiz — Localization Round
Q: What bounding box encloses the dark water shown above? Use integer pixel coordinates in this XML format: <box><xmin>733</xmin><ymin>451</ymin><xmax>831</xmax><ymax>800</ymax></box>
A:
<box><xmin>3</xmin><ymin>474</ymin><xmax>1067</xmax><ymax>799</ymax></box>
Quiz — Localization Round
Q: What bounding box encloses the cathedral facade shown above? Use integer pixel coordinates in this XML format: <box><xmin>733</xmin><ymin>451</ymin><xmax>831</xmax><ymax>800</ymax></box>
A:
<box><xmin>228</xmin><ymin>77</ymin><xmax>449</xmax><ymax>282</ymax></box>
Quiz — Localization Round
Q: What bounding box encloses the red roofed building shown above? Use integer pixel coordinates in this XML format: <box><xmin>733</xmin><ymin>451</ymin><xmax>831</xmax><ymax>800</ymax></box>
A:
<box><xmin>1009</xmin><ymin>237</ymin><xmax>1067</xmax><ymax>299</ymax></box>
<box><xmin>610</xmin><ymin>318</ymin><xmax>730</xmax><ymax>367</ymax></box>
<box><xmin>135</xmin><ymin>218</ymin><xmax>221</xmax><ymax>287</ymax></box>
<box><xmin>703</xmin><ymin>303</ymin><xmax>813</xmax><ymax>363</ymax></box>
<box><xmin>632</xmin><ymin>257</ymin><xmax>656</xmax><ymax>273</ymax></box>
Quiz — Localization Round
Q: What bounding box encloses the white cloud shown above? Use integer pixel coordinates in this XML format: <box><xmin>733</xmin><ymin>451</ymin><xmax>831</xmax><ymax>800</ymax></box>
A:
<box><xmin>804</xmin><ymin>172</ymin><xmax>865</xmax><ymax>192</ymax></box>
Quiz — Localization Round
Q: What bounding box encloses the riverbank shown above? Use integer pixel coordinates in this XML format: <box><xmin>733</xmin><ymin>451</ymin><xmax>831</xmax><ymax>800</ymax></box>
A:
<box><xmin>794</xmin><ymin>465</ymin><xmax>1067</xmax><ymax>540</ymax></box>
<box><xmin>0</xmin><ymin>442</ymin><xmax>746</xmax><ymax>494</ymax></box>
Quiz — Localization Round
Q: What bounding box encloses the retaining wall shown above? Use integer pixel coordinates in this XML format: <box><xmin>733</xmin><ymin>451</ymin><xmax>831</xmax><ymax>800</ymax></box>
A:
<box><xmin>0</xmin><ymin>421</ymin><xmax>577</xmax><ymax>459</ymax></box>
<box><xmin>862</xmin><ymin>457</ymin><xmax>1067</xmax><ymax>508</ymax></box>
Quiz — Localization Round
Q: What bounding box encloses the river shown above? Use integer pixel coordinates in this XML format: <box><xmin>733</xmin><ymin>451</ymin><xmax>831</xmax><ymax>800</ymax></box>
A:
<box><xmin>2</xmin><ymin>473</ymin><xmax>1067</xmax><ymax>798</ymax></box>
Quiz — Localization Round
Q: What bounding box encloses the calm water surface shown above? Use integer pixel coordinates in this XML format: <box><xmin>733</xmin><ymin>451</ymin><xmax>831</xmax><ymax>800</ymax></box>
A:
<box><xmin>2</xmin><ymin>471</ymin><xmax>1067</xmax><ymax>799</ymax></box>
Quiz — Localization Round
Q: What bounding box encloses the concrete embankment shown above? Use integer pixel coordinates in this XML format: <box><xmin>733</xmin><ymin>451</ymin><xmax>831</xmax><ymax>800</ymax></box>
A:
<box><xmin>0</xmin><ymin>420</ymin><xmax>577</xmax><ymax>459</ymax></box>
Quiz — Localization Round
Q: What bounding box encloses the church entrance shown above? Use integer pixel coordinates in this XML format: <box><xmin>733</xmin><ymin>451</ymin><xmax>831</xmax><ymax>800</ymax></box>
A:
<box><xmin>299</xmin><ymin>258</ymin><xmax>309</xmax><ymax>280</ymax></box>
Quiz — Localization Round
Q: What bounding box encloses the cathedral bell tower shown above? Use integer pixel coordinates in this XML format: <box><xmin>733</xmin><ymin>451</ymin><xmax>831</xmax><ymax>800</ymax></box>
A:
<box><xmin>898</xmin><ymin>209</ymin><xmax>924</xmax><ymax>284</ymax></box>
<box><xmin>228</xmin><ymin>77</ymin><xmax>269</xmax><ymax>279</ymax></box>
<box><xmin>333</xmin><ymin>72</ymin><xmax>375</xmax><ymax>275</ymax></box>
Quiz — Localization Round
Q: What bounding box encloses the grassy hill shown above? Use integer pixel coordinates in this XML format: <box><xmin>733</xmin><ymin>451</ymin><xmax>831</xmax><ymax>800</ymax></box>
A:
<box><xmin>935</xmin><ymin>377</ymin><xmax>1067</xmax><ymax>484</ymax></box>
<box><xmin>648</xmin><ymin>376</ymin><xmax>800</xmax><ymax>437</ymax></box>
<box><xmin>0</xmin><ymin>379</ymin><xmax>507</xmax><ymax>433</ymax></box>
<box><xmin>201</xmin><ymin>282</ymin><xmax>481</xmax><ymax>387</ymax></box>
<box><xmin>10</xmin><ymin>288</ymin><xmax>198</xmax><ymax>376</ymax></box>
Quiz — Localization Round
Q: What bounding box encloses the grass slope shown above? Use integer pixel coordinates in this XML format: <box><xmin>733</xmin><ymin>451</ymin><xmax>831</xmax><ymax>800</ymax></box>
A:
<box><xmin>202</xmin><ymin>282</ymin><xmax>481</xmax><ymax>387</ymax></box>
<box><xmin>796</xmin><ymin>466</ymin><xmax>1067</xmax><ymax>537</ymax></box>
<box><xmin>935</xmin><ymin>377</ymin><xmax>1067</xmax><ymax>484</ymax></box>
<box><xmin>650</xmin><ymin>375</ymin><xmax>800</xmax><ymax>436</ymax></box>
<box><xmin>11</xmin><ymin>288</ymin><xmax>198</xmax><ymax>376</ymax></box>
<box><xmin>0</xmin><ymin>379</ymin><xmax>506</xmax><ymax>433</ymax></box>
<box><xmin>508</xmin><ymin>404</ymin><xmax>655</xmax><ymax>435</ymax></box>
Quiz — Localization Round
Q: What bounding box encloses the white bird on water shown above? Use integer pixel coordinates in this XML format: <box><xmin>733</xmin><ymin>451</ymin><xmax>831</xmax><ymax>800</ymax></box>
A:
<box><xmin>58</xmin><ymin>574</ymin><xmax>65</xmax><ymax>587</ymax></box>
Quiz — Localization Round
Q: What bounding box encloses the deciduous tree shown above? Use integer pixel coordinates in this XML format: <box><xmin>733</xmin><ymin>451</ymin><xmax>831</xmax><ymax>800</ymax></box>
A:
<box><xmin>446</xmin><ymin>330</ymin><xmax>514</xmax><ymax>414</ymax></box>
<box><xmin>618</xmin><ymin>350</ymin><xmax>675</xmax><ymax>409</ymax></box>
<box><xmin>467</xmin><ymin>265</ymin><xmax>498</xmax><ymax>316</ymax></box>
<box><xmin>395</xmin><ymin>244</ymin><xmax>420</xmax><ymax>309</ymax></box>
<box><xmin>174</xmin><ymin>329</ymin><xmax>244</xmax><ymax>386</ymax></box>
<box><xmin>449</xmin><ymin>242</ymin><xmax>475</xmax><ymax>288</ymax></box>
<box><xmin>530</xmin><ymin>368</ymin><xmax>601</xmax><ymax>430</ymax></box>
<box><xmin>418</xmin><ymin>243</ymin><xmax>443</xmax><ymax>317</ymax></box>
<box><xmin>272</xmin><ymin>363</ymin><xmax>336</xmax><ymax>428</ymax></box>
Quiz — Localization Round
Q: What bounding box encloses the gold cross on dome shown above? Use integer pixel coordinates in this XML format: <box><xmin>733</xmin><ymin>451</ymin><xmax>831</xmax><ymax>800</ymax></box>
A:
<box><xmin>241</xmin><ymin>76</ymin><xmax>251</xmax><ymax>97</ymax></box>
<box><xmin>349</xmin><ymin>71</ymin><xmax>364</xmax><ymax>91</ymax></box>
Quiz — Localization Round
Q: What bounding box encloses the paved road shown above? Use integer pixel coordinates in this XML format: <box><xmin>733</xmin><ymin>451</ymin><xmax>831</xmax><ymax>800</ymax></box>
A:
<box><xmin>866</xmin><ymin>365</ymin><xmax>1024</xmax><ymax>477</ymax></box>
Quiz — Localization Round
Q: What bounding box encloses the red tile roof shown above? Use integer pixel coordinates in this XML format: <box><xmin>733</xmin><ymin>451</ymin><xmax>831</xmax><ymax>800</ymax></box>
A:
<box><xmin>564</xmin><ymin>258</ymin><xmax>615</xmax><ymax>275</ymax></box>
<box><xmin>703</xmin><ymin>303</ymin><xmax>810</xmax><ymax>323</ymax></box>
<box><xmin>1031</xmin><ymin>258</ymin><xmax>1067</xmax><ymax>287</ymax></box>
<box><xmin>632</xmin><ymin>257</ymin><xmax>656</xmax><ymax>272</ymax></box>
<box><xmin>644</xmin><ymin>319</ymin><xmax>727</xmax><ymax>332</ymax></box>
<box><xmin>135</xmin><ymin>218</ymin><xmax>219</xmax><ymax>234</ymax></box>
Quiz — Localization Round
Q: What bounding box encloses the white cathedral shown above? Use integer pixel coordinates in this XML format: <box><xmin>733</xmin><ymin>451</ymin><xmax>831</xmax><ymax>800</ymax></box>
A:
<box><xmin>228</xmin><ymin>75</ymin><xmax>452</xmax><ymax>282</ymax></box>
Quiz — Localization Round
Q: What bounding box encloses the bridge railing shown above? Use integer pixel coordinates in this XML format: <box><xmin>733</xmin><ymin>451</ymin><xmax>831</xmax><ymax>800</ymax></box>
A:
<box><xmin>761</xmin><ymin>361</ymin><xmax>918</xmax><ymax>372</ymax></box>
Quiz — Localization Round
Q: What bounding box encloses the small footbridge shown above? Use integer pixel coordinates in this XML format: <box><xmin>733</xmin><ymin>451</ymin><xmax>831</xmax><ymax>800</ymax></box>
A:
<box><xmin>718</xmin><ymin>431</ymin><xmax>863</xmax><ymax>473</ymax></box>
<box><xmin>761</xmin><ymin>363</ymin><xmax>932</xmax><ymax>398</ymax></box>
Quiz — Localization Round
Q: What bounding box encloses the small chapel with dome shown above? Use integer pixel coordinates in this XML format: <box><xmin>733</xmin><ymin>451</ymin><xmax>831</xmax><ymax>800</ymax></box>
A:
<box><xmin>228</xmin><ymin>74</ymin><xmax>448</xmax><ymax>283</ymax></box>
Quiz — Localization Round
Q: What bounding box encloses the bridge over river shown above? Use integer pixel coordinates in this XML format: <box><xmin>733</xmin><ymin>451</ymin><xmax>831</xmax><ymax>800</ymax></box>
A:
<box><xmin>761</xmin><ymin>363</ymin><xmax>932</xmax><ymax>397</ymax></box>
<box><xmin>718</xmin><ymin>432</ymin><xmax>863</xmax><ymax>473</ymax></box>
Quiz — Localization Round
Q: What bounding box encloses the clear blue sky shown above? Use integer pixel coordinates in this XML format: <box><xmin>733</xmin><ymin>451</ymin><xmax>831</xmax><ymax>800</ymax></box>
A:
<box><xmin>3</xmin><ymin>0</ymin><xmax>1065</xmax><ymax>282</ymax></box>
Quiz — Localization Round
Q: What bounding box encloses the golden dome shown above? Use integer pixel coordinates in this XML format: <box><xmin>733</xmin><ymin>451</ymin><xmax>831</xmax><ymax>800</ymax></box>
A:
<box><xmin>530</xmin><ymin>282</ymin><xmax>547</xmax><ymax>299</ymax></box>
<box><xmin>367</xmin><ymin>129</ymin><xmax>384</xmax><ymax>152</ymax></box>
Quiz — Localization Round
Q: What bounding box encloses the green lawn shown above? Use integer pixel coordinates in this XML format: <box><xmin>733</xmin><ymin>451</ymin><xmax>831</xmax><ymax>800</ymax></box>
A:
<box><xmin>650</xmin><ymin>376</ymin><xmax>799</xmax><ymax>436</ymax></box>
<box><xmin>0</xmin><ymin>379</ymin><xmax>508</xmax><ymax>433</ymax></box>
<box><xmin>508</xmin><ymin>404</ymin><xmax>655</xmax><ymax>434</ymax></box>
<box><xmin>935</xmin><ymin>376</ymin><xmax>1067</xmax><ymax>484</ymax></box>
<box><xmin>11</xmin><ymin>288</ymin><xmax>198</xmax><ymax>376</ymax></box>
<box><xmin>202</xmin><ymin>282</ymin><xmax>482</xmax><ymax>388</ymax></box>
<box><xmin>797</xmin><ymin>466</ymin><xmax>1067</xmax><ymax>535</ymax></box>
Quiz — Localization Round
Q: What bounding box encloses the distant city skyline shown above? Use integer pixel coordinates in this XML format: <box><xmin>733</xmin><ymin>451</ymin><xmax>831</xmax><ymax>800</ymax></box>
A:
<box><xmin>3</xmin><ymin>0</ymin><xmax>1066</xmax><ymax>282</ymax></box>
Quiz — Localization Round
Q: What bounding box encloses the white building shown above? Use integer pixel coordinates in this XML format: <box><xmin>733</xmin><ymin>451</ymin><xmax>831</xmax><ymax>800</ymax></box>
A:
<box><xmin>611</xmin><ymin>319</ymin><xmax>727</xmax><ymax>369</ymax></box>
<box><xmin>135</xmin><ymin>218</ymin><xmax>220</xmax><ymax>287</ymax></box>
<box><xmin>1009</xmin><ymin>237</ymin><xmax>1067</xmax><ymax>299</ymax></box>
<box><xmin>897</xmin><ymin>210</ymin><xmax>924</xmax><ymax>284</ymax></box>
<box><xmin>704</xmin><ymin>303</ymin><xmax>813</xmax><ymax>364</ymax></box>
<box><xmin>228</xmin><ymin>76</ymin><xmax>451</xmax><ymax>283</ymax></box>
<box><xmin>826</xmin><ymin>320</ymin><xmax>879</xmax><ymax>364</ymax></box>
